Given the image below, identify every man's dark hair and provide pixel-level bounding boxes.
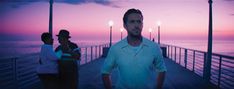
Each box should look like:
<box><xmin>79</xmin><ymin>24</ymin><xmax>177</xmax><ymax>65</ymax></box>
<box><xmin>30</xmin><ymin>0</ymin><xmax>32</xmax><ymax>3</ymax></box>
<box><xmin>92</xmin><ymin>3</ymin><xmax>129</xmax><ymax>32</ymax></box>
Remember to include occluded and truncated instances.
<box><xmin>123</xmin><ymin>8</ymin><xmax>143</xmax><ymax>24</ymax></box>
<box><xmin>41</xmin><ymin>32</ymin><xmax>52</xmax><ymax>43</ymax></box>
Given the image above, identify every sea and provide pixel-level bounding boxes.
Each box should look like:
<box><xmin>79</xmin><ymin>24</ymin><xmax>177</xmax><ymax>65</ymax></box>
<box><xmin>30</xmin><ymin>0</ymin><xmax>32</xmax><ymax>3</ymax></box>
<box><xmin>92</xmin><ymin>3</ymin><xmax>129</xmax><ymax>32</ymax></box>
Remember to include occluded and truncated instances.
<box><xmin>0</xmin><ymin>40</ymin><xmax>234</xmax><ymax>59</ymax></box>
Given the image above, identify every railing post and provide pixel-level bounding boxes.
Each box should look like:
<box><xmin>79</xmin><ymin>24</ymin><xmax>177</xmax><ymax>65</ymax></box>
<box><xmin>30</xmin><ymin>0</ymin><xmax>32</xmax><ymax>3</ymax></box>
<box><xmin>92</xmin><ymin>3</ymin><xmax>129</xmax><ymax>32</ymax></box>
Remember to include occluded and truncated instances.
<box><xmin>91</xmin><ymin>46</ymin><xmax>93</xmax><ymax>61</ymax></box>
<box><xmin>85</xmin><ymin>47</ymin><xmax>88</xmax><ymax>63</ymax></box>
<box><xmin>98</xmin><ymin>45</ymin><xmax>100</xmax><ymax>57</ymax></box>
<box><xmin>193</xmin><ymin>51</ymin><xmax>195</xmax><ymax>72</ymax></box>
<box><xmin>168</xmin><ymin>46</ymin><xmax>170</xmax><ymax>59</ymax></box>
<box><xmin>218</xmin><ymin>56</ymin><xmax>222</xmax><ymax>87</ymax></box>
<box><xmin>171</xmin><ymin>46</ymin><xmax>173</xmax><ymax>59</ymax></box>
<box><xmin>167</xmin><ymin>45</ymin><xmax>169</xmax><ymax>58</ymax></box>
<box><xmin>95</xmin><ymin>46</ymin><xmax>97</xmax><ymax>59</ymax></box>
<box><xmin>179</xmin><ymin>48</ymin><xmax>181</xmax><ymax>65</ymax></box>
<box><xmin>12</xmin><ymin>57</ymin><xmax>18</xmax><ymax>88</ymax></box>
<box><xmin>203</xmin><ymin>53</ymin><xmax>207</xmax><ymax>78</ymax></box>
<box><xmin>184</xmin><ymin>49</ymin><xmax>188</xmax><ymax>68</ymax></box>
<box><xmin>99</xmin><ymin>45</ymin><xmax>101</xmax><ymax>57</ymax></box>
<box><xmin>175</xmin><ymin>47</ymin><xmax>177</xmax><ymax>62</ymax></box>
<box><xmin>169</xmin><ymin>46</ymin><xmax>171</xmax><ymax>59</ymax></box>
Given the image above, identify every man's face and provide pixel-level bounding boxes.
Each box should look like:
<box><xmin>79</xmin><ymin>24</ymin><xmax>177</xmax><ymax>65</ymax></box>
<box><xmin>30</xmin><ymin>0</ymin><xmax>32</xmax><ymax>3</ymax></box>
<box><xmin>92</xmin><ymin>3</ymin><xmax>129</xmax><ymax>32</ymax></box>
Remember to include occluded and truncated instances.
<box><xmin>58</xmin><ymin>37</ymin><xmax>68</xmax><ymax>45</ymax></box>
<box><xmin>124</xmin><ymin>13</ymin><xmax>143</xmax><ymax>37</ymax></box>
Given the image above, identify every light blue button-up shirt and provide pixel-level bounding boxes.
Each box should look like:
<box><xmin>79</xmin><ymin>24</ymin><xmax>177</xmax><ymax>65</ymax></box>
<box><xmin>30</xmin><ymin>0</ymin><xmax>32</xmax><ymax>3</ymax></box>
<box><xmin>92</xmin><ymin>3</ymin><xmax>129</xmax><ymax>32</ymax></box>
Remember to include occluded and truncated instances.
<box><xmin>102</xmin><ymin>37</ymin><xmax>167</xmax><ymax>89</ymax></box>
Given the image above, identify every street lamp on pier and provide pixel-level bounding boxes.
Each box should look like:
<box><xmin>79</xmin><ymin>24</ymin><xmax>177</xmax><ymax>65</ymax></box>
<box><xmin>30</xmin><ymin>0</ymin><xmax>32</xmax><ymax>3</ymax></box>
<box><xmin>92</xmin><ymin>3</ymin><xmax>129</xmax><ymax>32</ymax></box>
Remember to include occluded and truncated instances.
<box><xmin>49</xmin><ymin>0</ymin><xmax>53</xmax><ymax>36</ymax></box>
<box><xmin>149</xmin><ymin>28</ymin><xmax>152</xmax><ymax>40</ymax></box>
<box><xmin>120</xmin><ymin>28</ymin><xmax>124</xmax><ymax>40</ymax></box>
<box><xmin>108</xmin><ymin>20</ymin><xmax>114</xmax><ymax>47</ymax></box>
<box><xmin>157</xmin><ymin>21</ymin><xmax>161</xmax><ymax>44</ymax></box>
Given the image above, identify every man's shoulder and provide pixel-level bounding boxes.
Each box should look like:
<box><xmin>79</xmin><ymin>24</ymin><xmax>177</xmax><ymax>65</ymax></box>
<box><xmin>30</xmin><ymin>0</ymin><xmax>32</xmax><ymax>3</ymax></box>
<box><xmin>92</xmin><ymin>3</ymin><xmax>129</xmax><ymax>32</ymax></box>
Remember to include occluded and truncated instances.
<box><xmin>69</xmin><ymin>41</ymin><xmax>78</xmax><ymax>48</ymax></box>
<box><xmin>143</xmin><ymin>37</ymin><xmax>155</xmax><ymax>44</ymax></box>
<box><xmin>142</xmin><ymin>37</ymin><xmax>160</xmax><ymax>48</ymax></box>
<box><xmin>111</xmin><ymin>39</ymin><xmax>127</xmax><ymax>49</ymax></box>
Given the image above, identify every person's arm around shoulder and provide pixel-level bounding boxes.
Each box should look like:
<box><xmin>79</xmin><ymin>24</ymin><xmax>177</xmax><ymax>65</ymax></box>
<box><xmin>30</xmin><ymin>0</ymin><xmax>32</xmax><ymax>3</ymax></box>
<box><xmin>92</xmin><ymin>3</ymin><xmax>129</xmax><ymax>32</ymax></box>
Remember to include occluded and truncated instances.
<box><xmin>70</xmin><ymin>43</ymin><xmax>81</xmax><ymax>60</ymax></box>
<box><xmin>47</xmin><ymin>45</ymin><xmax>59</xmax><ymax>60</ymax></box>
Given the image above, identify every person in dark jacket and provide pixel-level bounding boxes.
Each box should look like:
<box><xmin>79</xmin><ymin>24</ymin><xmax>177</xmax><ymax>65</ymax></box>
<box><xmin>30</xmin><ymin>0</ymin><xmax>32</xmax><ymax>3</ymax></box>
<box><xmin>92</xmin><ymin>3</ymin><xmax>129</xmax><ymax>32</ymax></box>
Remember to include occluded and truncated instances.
<box><xmin>55</xmin><ymin>29</ymin><xmax>81</xmax><ymax>89</ymax></box>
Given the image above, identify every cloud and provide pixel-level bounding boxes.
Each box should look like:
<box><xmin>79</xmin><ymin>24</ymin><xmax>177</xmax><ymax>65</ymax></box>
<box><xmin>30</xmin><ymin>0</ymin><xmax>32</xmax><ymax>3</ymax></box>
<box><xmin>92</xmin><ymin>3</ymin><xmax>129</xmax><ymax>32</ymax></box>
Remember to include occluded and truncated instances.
<box><xmin>223</xmin><ymin>0</ymin><xmax>234</xmax><ymax>1</ymax></box>
<box><xmin>0</xmin><ymin>0</ymin><xmax>121</xmax><ymax>8</ymax></box>
<box><xmin>230</xmin><ymin>13</ymin><xmax>234</xmax><ymax>16</ymax></box>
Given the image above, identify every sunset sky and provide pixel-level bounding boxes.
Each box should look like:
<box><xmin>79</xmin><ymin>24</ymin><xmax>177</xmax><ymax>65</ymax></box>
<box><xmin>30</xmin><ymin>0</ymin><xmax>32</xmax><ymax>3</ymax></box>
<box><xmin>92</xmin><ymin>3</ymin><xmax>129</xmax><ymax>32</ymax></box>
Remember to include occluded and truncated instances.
<box><xmin>0</xmin><ymin>0</ymin><xmax>234</xmax><ymax>42</ymax></box>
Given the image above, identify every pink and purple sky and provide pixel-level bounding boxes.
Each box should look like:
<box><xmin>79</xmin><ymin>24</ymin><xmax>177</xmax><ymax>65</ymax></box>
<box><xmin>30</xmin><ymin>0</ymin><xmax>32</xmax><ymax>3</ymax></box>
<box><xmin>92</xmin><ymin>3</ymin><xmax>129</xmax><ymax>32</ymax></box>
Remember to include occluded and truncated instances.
<box><xmin>0</xmin><ymin>0</ymin><xmax>234</xmax><ymax>42</ymax></box>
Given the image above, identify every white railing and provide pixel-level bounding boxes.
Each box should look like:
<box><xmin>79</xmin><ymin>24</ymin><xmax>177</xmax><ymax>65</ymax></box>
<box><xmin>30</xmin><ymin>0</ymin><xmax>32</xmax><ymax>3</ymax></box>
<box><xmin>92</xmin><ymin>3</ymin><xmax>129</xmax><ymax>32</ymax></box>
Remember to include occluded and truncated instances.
<box><xmin>164</xmin><ymin>44</ymin><xmax>234</xmax><ymax>89</ymax></box>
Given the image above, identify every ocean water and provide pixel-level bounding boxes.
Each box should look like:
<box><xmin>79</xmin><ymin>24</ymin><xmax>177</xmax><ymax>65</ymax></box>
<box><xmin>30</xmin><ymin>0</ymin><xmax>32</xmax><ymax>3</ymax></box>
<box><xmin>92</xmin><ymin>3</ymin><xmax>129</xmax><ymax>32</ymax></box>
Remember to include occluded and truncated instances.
<box><xmin>0</xmin><ymin>40</ymin><xmax>107</xmax><ymax>59</ymax></box>
<box><xmin>162</xmin><ymin>40</ymin><xmax>234</xmax><ymax>57</ymax></box>
<box><xmin>0</xmin><ymin>40</ymin><xmax>234</xmax><ymax>59</ymax></box>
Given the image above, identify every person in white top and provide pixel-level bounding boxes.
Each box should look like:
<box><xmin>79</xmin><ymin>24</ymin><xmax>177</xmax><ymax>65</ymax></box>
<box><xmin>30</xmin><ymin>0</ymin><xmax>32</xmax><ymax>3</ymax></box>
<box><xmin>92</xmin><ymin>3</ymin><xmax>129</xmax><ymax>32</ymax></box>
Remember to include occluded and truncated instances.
<box><xmin>37</xmin><ymin>32</ymin><xmax>59</xmax><ymax>89</ymax></box>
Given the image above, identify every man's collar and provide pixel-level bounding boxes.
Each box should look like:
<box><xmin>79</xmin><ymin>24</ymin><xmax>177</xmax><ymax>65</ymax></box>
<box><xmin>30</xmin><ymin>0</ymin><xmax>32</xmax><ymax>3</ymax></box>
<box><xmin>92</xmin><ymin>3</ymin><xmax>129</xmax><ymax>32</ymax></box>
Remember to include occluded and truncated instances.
<box><xmin>120</xmin><ymin>37</ymin><xmax>149</xmax><ymax>48</ymax></box>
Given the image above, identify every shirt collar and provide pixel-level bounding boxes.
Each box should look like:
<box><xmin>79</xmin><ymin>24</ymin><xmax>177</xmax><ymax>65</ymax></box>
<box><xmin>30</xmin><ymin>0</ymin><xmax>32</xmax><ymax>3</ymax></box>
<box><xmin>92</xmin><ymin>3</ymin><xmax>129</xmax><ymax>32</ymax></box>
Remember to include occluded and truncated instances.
<box><xmin>119</xmin><ymin>37</ymin><xmax>150</xmax><ymax>49</ymax></box>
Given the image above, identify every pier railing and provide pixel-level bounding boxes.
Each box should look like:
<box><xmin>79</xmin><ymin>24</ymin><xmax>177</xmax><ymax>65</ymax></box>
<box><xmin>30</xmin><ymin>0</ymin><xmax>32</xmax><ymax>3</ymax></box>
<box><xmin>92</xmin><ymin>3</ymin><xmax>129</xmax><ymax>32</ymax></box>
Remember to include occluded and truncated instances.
<box><xmin>0</xmin><ymin>43</ymin><xmax>109</xmax><ymax>89</ymax></box>
<box><xmin>1</xmin><ymin>43</ymin><xmax>233</xmax><ymax>89</ymax></box>
<box><xmin>80</xmin><ymin>43</ymin><xmax>109</xmax><ymax>65</ymax></box>
<box><xmin>163</xmin><ymin>43</ymin><xmax>234</xmax><ymax>89</ymax></box>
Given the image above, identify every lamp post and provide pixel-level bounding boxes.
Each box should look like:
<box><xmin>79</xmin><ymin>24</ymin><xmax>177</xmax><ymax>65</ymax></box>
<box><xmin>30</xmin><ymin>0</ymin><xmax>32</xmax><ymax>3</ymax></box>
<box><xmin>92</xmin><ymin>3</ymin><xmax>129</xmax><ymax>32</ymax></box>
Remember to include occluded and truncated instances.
<box><xmin>204</xmin><ymin>0</ymin><xmax>213</xmax><ymax>84</ymax></box>
<box><xmin>157</xmin><ymin>21</ymin><xmax>161</xmax><ymax>44</ymax></box>
<box><xmin>149</xmin><ymin>28</ymin><xmax>152</xmax><ymax>40</ymax></box>
<box><xmin>108</xmin><ymin>20</ymin><xmax>114</xmax><ymax>47</ymax></box>
<box><xmin>120</xmin><ymin>28</ymin><xmax>124</xmax><ymax>40</ymax></box>
<box><xmin>49</xmin><ymin>0</ymin><xmax>53</xmax><ymax>35</ymax></box>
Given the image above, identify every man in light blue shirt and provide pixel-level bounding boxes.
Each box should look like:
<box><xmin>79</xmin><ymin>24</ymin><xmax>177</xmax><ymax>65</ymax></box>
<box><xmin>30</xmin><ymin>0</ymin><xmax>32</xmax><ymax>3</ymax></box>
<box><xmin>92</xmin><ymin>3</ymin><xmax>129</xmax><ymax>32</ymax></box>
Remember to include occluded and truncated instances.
<box><xmin>102</xmin><ymin>8</ymin><xmax>167</xmax><ymax>89</ymax></box>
